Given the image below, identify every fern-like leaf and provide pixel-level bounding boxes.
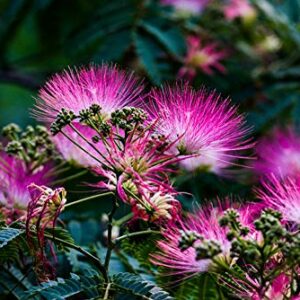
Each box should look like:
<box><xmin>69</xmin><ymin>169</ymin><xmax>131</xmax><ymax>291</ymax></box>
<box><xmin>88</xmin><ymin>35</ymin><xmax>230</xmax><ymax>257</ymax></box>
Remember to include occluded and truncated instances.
<box><xmin>0</xmin><ymin>227</ymin><xmax>26</xmax><ymax>264</ymax></box>
<box><xmin>112</xmin><ymin>272</ymin><xmax>173</xmax><ymax>300</ymax></box>
<box><xmin>120</xmin><ymin>234</ymin><xmax>158</xmax><ymax>271</ymax></box>
<box><xmin>0</xmin><ymin>228</ymin><xmax>23</xmax><ymax>249</ymax></box>
<box><xmin>25</xmin><ymin>273</ymin><xmax>102</xmax><ymax>300</ymax></box>
<box><xmin>0</xmin><ymin>266</ymin><xmax>33</xmax><ymax>299</ymax></box>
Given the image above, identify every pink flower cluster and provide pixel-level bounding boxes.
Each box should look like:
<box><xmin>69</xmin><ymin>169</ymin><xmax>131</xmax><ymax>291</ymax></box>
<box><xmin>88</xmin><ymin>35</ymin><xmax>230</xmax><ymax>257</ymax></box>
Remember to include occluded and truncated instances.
<box><xmin>93</xmin><ymin>126</ymin><xmax>181</xmax><ymax>223</ymax></box>
<box><xmin>34</xmin><ymin>64</ymin><xmax>252</xmax><ymax>224</ymax></box>
<box><xmin>161</xmin><ymin>0</ymin><xmax>210</xmax><ymax>16</ymax></box>
<box><xmin>2</xmin><ymin>62</ymin><xmax>300</xmax><ymax>298</ymax></box>
<box><xmin>26</xmin><ymin>183</ymin><xmax>67</xmax><ymax>280</ymax></box>
<box><xmin>179</xmin><ymin>36</ymin><xmax>227</xmax><ymax>78</ymax></box>
<box><xmin>151</xmin><ymin>201</ymin><xmax>256</xmax><ymax>279</ymax></box>
<box><xmin>254</xmin><ymin>127</ymin><xmax>300</xmax><ymax>225</ymax></box>
<box><xmin>149</xmin><ymin>84</ymin><xmax>251</xmax><ymax>173</ymax></box>
<box><xmin>0</xmin><ymin>152</ymin><xmax>52</xmax><ymax>223</ymax></box>
<box><xmin>223</xmin><ymin>0</ymin><xmax>256</xmax><ymax>21</ymax></box>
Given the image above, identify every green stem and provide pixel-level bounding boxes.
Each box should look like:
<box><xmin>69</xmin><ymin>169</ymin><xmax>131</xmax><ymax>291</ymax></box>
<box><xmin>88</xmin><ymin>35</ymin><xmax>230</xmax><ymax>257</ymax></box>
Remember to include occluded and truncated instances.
<box><xmin>68</xmin><ymin>123</ymin><xmax>113</xmax><ymax>170</ymax></box>
<box><xmin>64</xmin><ymin>192</ymin><xmax>113</xmax><ymax>209</ymax></box>
<box><xmin>51</xmin><ymin>169</ymin><xmax>89</xmax><ymax>185</ymax></box>
<box><xmin>212</xmin><ymin>258</ymin><xmax>258</xmax><ymax>291</ymax></box>
<box><xmin>103</xmin><ymin>282</ymin><xmax>112</xmax><ymax>299</ymax></box>
<box><xmin>258</xmin><ymin>244</ymin><xmax>266</xmax><ymax>296</ymax></box>
<box><xmin>104</xmin><ymin>196</ymin><xmax>119</xmax><ymax>270</ymax></box>
<box><xmin>114</xmin><ymin>230</ymin><xmax>161</xmax><ymax>243</ymax></box>
<box><xmin>113</xmin><ymin>213</ymin><xmax>134</xmax><ymax>226</ymax></box>
<box><xmin>44</xmin><ymin>233</ymin><xmax>109</xmax><ymax>282</ymax></box>
<box><xmin>60</xmin><ymin>129</ymin><xmax>104</xmax><ymax>166</ymax></box>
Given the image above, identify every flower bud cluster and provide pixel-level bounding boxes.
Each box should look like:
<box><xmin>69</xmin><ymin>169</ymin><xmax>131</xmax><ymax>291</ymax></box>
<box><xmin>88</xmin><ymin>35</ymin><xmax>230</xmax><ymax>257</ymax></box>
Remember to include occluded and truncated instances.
<box><xmin>215</xmin><ymin>207</ymin><xmax>300</xmax><ymax>298</ymax></box>
<box><xmin>2</xmin><ymin>123</ymin><xmax>56</xmax><ymax>170</ymax></box>
<box><xmin>50</xmin><ymin>109</ymin><xmax>76</xmax><ymax>134</ymax></box>
<box><xmin>179</xmin><ymin>230</ymin><xmax>222</xmax><ymax>260</ymax></box>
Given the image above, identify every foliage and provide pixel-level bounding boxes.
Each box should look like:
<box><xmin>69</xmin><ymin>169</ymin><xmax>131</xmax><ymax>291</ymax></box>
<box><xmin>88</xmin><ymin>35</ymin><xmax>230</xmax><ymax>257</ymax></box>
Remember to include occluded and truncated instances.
<box><xmin>1</xmin><ymin>0</ymin><xmax>300</xmax><ymax>299</ymax></box>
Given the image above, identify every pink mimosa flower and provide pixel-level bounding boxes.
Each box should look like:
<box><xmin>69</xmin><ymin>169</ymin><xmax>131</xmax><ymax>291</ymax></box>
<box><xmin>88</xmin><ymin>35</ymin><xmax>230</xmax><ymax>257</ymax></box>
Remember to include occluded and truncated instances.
<box><xmin>131</xmin><ymin>189</ymin><xmax>180</xmax><ymax>224</ymax></box>
<box><xmin>254</xmin><ymin>128</ymin><xmax>300</xmax><ymax>180</ymax></box>
<box><xmin>34</xmin><ymin>64</ymin><xmax>144</xmax><ymax>123</ymax></box>
<box><xmin>257</xmin><ymin>175</ymin><xmax>300</xmax><ymax>224</ymax></box>
<box><xmin>148</xmin><ymin>85</ymin><xmax>252</xmax><ymax>174</ymax></box>
<box><xmin>151</xmin><ymin>202</ymin><xmax>252</xmax><ymax>279</ymax></box>
<box><xmin>52</xmin><ymin>123</ymin><xmax>102</xmax><ymax>167</ymax></box>
<box><xmin>223</xmin><ymin>0</ymin><xmax>256</xmax><ymax>21</ymax></box>
<box><xmin>92</xmin><ymin>126</ymin><xmax>182</xmax><ymax>223</ymax></box>
<box><xmin>0</xmin><ymin>152</ymin><xmax>51</xmax><ymax>209</ymax></box>
<box><xmin>179</xmin><ymin>36</ymin><xmax>227</xmax><ymax>78</ymax></box>
<box><xmin>94</xmin><ymin>127</ymin><xmax>179</xmax><ymax>197</ymax></box>
<box><xmin>232</xmin><ymin>273</ymin><xmax>294</xmax><ymax>300</ymax></box>
<box><xmin>161</xmin><ymin>0</ymin><xmax>210</xmax><ymax>15</ymax></box>
<box><xmin>26</xmin><ymin>183</ymin><xmax>67</xmax><ymax>281</ymax></box>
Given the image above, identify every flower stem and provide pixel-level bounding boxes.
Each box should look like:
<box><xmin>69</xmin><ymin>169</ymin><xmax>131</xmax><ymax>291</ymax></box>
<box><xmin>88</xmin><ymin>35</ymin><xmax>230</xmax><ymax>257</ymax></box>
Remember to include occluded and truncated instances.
<box><xmin>113</xmin><ymin>212</ymin><xmax>134</xmax><ymax>226</ymax></box>
<box><xmin>51</xmin><ymin>169</ymin><xmax>89</xmax><ymax>185</ymax></box>
<box><xmin>60</xmin><ymin>129</ymin><xmax>104</xmax><ymax>166</ymax></box>
<box><xmin>104</xmin><ymin>196</ymin><xmax>119</xmax><ymax>270</ymax></box>
<box><xmin>68</xmin><ymin>123</ymin><xmax>113</xmax><ymax>170</ymax></box>
<box><xmin>64</xmin><ymin>192</ymin><xmax>113</xmax><ymax>209</ymax></box>
<box><xmin>114</xmin><ymin>230</ymin><xmax>161</xmax><ymax>243</ymax></box>
<box><xmin>103</xmin><ymin>283</ymin><xmax>112</xmax><ymax>300</ymax></box>
<box><xmin>44</xmin><ymin>233</ymin><xmax>109</xmax><ymax>282</ymax></box>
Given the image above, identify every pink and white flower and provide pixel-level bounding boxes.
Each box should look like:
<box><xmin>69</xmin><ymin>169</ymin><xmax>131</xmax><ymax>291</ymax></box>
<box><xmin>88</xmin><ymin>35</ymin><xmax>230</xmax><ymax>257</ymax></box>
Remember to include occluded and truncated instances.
<box><xmin>232</xmin><ymin>273</ymin><xmax>296</xmax><ymax>300</ymax></box>
<box><xmin>131</xmin><ymin>189</ymin><xmax>180</xmax><ymax>224</ymax></box>
<box><xmin>179</xmin><ymin>36</ymin><xmax>227</xmax><ymax>78</ymax></box>
<box><xmin>257</xmin><ymin>175</ymin><xmax>300</xmax><ymax>224</ymax></box>
<box><xmin>151</xmin><ymin>202</ymin><xmax>252</xmax><ymax>279</ymax></box>
<box><xmin>26</xmin><ymin>183</ymin><xmax>67</xmax><ymax>281</ymax></box>
<box><xmin>0</xmin><ymin>152</ymin><xmax>51</xmax><ymax>209</ymax></box>
<box><xmin>223</xmin><ymin>0</ymin><xmax>256</xmax><ymax>21</ymax></box>
<box><xmin>148</xmin><ymin>85</ymin><xmax>252</xmax><ymax>174</ymax></box>
<box><xmin>52</xmin><ymin>123</ymin><xmax>101</xmax><ymax>167</ymax></box>
<box><xmin>34</xmin><ymin>64</ymin><xmax>144</xmax><ymax>123</ymax></box>
<box><xmin>161</xmin><ymin>0</ymin><xmax>210</xmax><ymax>15</ymax></box>
<box><xmin>93</xmin><ymin>127</ymin><xmax>182</xmax><ymax>223</ymax></box>
<box><xmin>254</xmin><ymin>128</ymin><xmax>300</xmax><ymax>180</ymax></box>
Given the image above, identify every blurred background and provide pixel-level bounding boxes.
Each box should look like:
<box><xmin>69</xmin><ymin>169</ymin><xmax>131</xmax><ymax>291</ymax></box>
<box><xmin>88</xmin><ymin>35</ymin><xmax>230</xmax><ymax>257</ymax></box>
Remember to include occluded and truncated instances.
<box><xmin>1</xmin><ymin>0</ymin><xmax>300</xmax><ymax>131</ymax></box>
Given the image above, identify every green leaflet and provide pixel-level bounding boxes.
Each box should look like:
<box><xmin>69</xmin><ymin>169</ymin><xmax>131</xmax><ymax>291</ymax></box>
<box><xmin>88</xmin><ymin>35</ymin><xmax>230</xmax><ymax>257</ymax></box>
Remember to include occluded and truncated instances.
<box><xmin>112</xmin><ymin>272</ymin><xmax>173</xmax><ymax>300</ymax></box>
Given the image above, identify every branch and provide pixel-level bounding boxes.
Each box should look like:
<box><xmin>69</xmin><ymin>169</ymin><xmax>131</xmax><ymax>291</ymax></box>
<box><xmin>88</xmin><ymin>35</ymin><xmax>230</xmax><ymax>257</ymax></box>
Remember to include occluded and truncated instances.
<box><xmin>44</xmin><ymin>233</ymin><xmax>109</xmax><ymax>283</ymax></box>
<box><xmin>0</xmin><ymin>69</ymin><xmax>40</xmax><ymax>90</ymax></box>
<box><xmin>114</xmin><ymin>230</ymin><xmax>161</xmax><ymax>243</ymax></box>
<box><xmin>64</xmin><ymin>191</ymin><xmax>114</xmax><ymax>209</ymax></box>
<box><xmin>104</xmin><ymin>196</ymin><xmax>119</xmax><ymax>270</ymax></box>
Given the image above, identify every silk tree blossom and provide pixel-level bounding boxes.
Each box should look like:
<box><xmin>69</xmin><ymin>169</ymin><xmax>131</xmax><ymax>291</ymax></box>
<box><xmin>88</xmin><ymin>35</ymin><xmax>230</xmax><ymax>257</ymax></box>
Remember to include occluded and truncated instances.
<box><xmin>94</xmin><ymin>129</ymin><xmax>178</xmax><ymax>197</ymax></box>
<box><xmin>151</xmin><ymin>202</ymin><xmax>253</xmax><ymax>279</ymax></box>
<box><xmin>52</xmin><ymin>123</ymin><xmax>101</xmax><ymax>167</ymax></box>
<box><xmin>148</xmin><ymin>85</ymin><xmax>251</xmax><ymax>174</ymax></box>
<box><xmin>179</xmin><ymin>36</ymin><xmax>227</xmax><ymax>78</ymax></box>
<box><xmin>93</xmin><ymin>124</ymin><xmax>182</xmax><ymax>223</ymax></box>
<box><xmin>230</xmin><ymin>273</ymin><xmax>298</xmax><ymax>300</ymax></box>
<box><xmin>34</xmin><ymin>64</ymin><xmax>144</xmax><ymax>123</ymax></box>
<box><xmin>254</xmin><ymin>128</ymin><xmax>300</xmax><ymax>180</ymax></box>
<box><xmin>26</xmin><ymin>184</ymin><xmax>66</xmax><ymax>230</ymax></box>
<box><xmin>26</xmin><ymin>183</ymin><xmax>67</xmax><ymax>281</ymax></box>
<box><xmin>257</xmin><ymin>175</ymin><xmax>300</xmax><ymax>224</ymax></box>
<box><xmin>48</xmin><ymin>96</ymin><xmax>182</xmax><ymax>223</ymax></box>
<box><xmin>161</xmin><ymin>0</ymin><xmax>210</xmax><ymax>15</ymax></box>
<box><xmin>34</xmin><ymin>64</ymin><xmax>144</xmax><ymax>167</ymax></box>
<box><xmin>223</xmin><ymin>0</ymin><xmax>256</xmax><ymax>22</ymax></box>
<box><xmin>0</xmin><ymin>152</ymin><xmax>51</xmax><ymax>209</ymax></box>
<box><xmin>131</xmin><ymin>189</ymin><xmax>180</xmax><ymax>223</ymax></box>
